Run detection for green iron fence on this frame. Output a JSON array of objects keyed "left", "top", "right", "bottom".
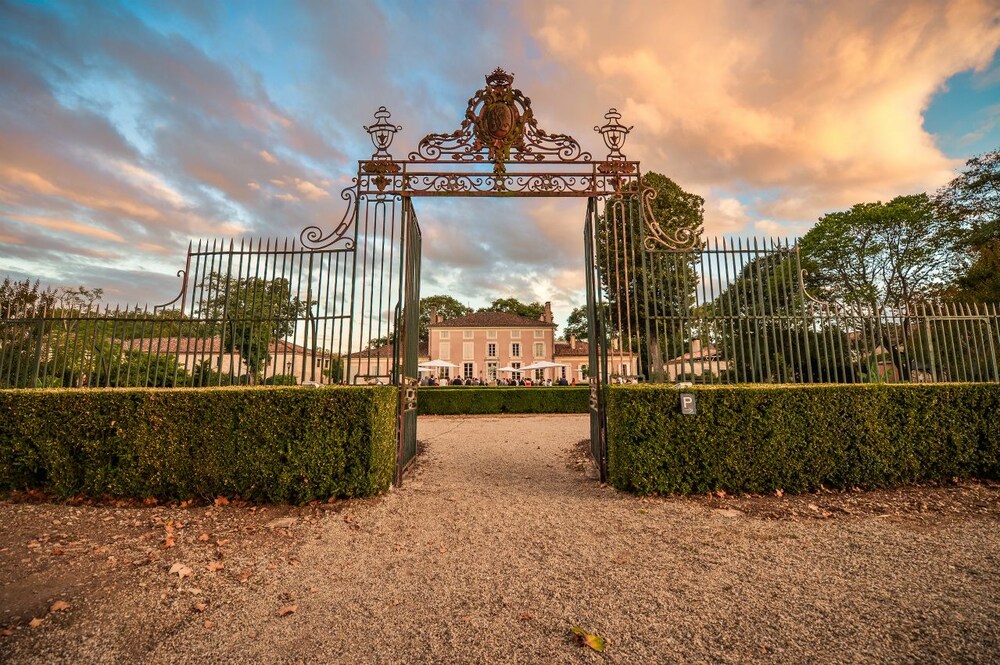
[{"left": 627, "top": 237, "right": 999, "bottom": 384}]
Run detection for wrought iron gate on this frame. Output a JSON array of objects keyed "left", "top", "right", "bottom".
[{"left": 395, "top": 198, "right": 421, "bottom": 483}]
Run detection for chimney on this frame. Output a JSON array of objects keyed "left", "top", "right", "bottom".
[
  {"left": 430, "top": 305, "right": 438, "bottom": 324},
  {"left": 691, "top": 339, "right": 702, "bottom": 356},
  {"left": 569, "top": 334, "right": 577, "bottom": 350},
  {"left": 544, "top": 301, "right": 552, "bottom": 323}
]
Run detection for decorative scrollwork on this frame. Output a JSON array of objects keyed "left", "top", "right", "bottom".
[
  {"left": 154, "top": 268, "right": 188, "bottom": 312},
  {"left": 400, "top": 173, "right": 604, "bottom": 195},
  {"left": 639, "top": 181, "right": 700, "bottom": 251},
  {"left": 299, "top": 185, "right": 357, "bottom": 250},
  {"left": 408, "top": 67, "right": 591, "bottom": 173}
]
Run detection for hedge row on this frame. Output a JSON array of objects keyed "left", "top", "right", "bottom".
[
  {"left": 606, "top": 384, "right": 1000, "bottom": 495},
  {"left": 0, "top": 386, "right": 397, "bottom": 503},
  {"left": 417, "top": 387, "right": 589, "bottom": 415}
]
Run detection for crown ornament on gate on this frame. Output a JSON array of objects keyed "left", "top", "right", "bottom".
[{"left": 409, "top": 66, "right": 591, "bottom": 174}]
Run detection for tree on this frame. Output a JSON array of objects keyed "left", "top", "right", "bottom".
[
  {"left": 420, "top": 295, "right": 471, "bottom": 340},
  {"left": 800, "top": 193, "right": 960, "bottom": 380},
  {"left": 197, "top": 273, "right": 311, "bottom": 382},
  {"left": 477, "top": 297, "right": 545, "bottom": 320},
  {"left": 935, "top": 149, "right": 1000, "bottom": 303},
  {"left": 562, "top": 306, "right": 589, "bottom": 340},
  {"left": 596, "top": 171, "right": 704, "bottom": 379}
]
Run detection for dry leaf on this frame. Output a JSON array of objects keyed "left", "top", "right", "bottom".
[
  {"left": 29, "top": 618, "right": 44, "bottom": 628},
  {"left": 519, "top": 613, "right": 533, "bottom": 621},
  {"left": 278, "top": 605, "right": 297, "bottom": 617},
  {"left": 49, "top": 601, "right": 70, "bottom": 613},
  {"left": 198, "top": 533, "right": 210, "bottom": 542},
  {"left": 775, "top": 489, "right": 784, "bottom": 497},
  {"left": 193, "top": 603, "right": 207, "bottom": 613},
  {"left": 214, "top": 497, "right": 229, "bottom": 506},
  {"left": 143, "top": 497, "right": 158, "bottom": 506},
  {"left": 162, "top": 536, "right": 176, "bottom": 549},
  {"left": 203, "top": 620, "right": 214, "bottom": 629},
  {"left": 438, "top": 547, "right": 448, "bottom": 554},
  {"left": 1, "top": 627, "right": 15, "bottom": 636},
  {"left": 217, "top": 539, "right": 230, "bottom": 546},
  {"left": 168, "top": 563, "right": 193, "bottom": 579},
  {"left": 571, "top": 626, "right": 607, "bottom": 653},
  {"left": 51, "top": 547, "right": 65, "bottom": 556},
  {"left": 207, "top": 561, "right": 224, "bottom": 572}
]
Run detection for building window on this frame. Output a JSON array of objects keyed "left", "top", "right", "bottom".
[
  {"left": 534, "top": 330, "right": 544, "bottom": 338},
  {"left": 487, "top": 330, "right": 497, "bottom": 339},
  {"left": 512, "top": 361, "right": 521, "bottom": 381},
  {"left": 511, "top": 342, "right": 521, "bottom": 358},
  {"left": 440, "top": 368, "right": 450, "bottom": 379},
  {"left": 463, "top": 342, "right": 474, "bottom": 360},
  {"left": 439, "top": 331, "right": 450, "bottom": 339},
  {"left": 463, "top": 362, "right": 474, "bottom": 379},
  {"left": 486, "top": 361, "right": 498, "bottom": 380},
  {"left": 487, "top": 343, "right": 497, "bottom": 358},
  {"left": 510, "top": 330, "right": 520, "bottom": 339},
  {"left": 440, "top": 342, "right": 450, "bottom": 360},
  {"left": 533, "top": 342, "right": 544, "bottom": 357},
  {"left": 535, "top": 368, "right": 544, "bottom": 381},
  {"left": 463, "top": 330, "right": 474, "bottom": 339}
]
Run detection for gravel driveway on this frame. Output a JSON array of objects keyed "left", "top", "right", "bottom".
[{"left": 2, "top": 414, "right": 998, "bottom": 663}]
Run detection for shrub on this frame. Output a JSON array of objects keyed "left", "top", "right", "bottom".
[
  {"left": 417, "top": 387, "right": 589, "bottom": 415},
  {"left": 0, "top": 386, "right": 397, "bottom": 503},
  {"left": 606, "top": 384, "right": 1000, "bottom": 495}
]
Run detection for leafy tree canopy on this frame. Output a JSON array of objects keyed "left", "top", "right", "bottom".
[
  {"left": 197, "top": 273, "right": 311, "bottom": 381},
  {"left": 420, "top": 294, "right": 471, "bottom": 340},
  {"left": 562, "top": 305, "right": 589, "bottom": 340},
  {"left": 800, "top": 193, "right": 960, "bottom": 311},
  {"left": 477, "top": 297, "right": 545, "bottom": 321},
  {"left": 934, "top": 148, "right": 1000, "bottom": 304}
]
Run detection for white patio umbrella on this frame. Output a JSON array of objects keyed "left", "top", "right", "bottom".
[
  {"left": 494, "top": 366, "right": 519, "bottom": 372},
  {"left": 417, "top": 359, "right": 460, "bottom": 368},
  {"left": 519, "top": 360, "right": 568, "bottom": 382}
]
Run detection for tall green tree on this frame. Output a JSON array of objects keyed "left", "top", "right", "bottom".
[
  {"left": 198, "top": 273, "right": 311, "bottom": 382},
  {"left": 935, "top": 148, "right": 1000, "bottom": 303},
  {"left": 420, "top": 295, "right": 472, "bottom": 340},
  {"left": 477, "top": 297, "right": 545, "bottom": 320},
  {"left": 596, "top": 171, "right": 704, "bottom": 379},
  {"left": 561, "top": 305, "right": 589, "bottom": 340},
  {"left": 800, "top": 193, "right": 960, "bottom": 380}
]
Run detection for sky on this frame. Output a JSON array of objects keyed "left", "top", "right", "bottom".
[{"left": 1, "top": 0, "right": 999, "bottom": 330}]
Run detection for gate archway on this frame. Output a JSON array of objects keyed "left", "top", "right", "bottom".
[{"left": 302, "top": 68, "right": 698, "bottom": 485}]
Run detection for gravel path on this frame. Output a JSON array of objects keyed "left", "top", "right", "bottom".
[{"left": 2, "top": 414, "right": 999, "bottom": 663}]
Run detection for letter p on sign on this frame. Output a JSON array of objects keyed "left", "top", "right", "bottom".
[{"left": 680, "top": 393, "right": 697, "bottom": 415}]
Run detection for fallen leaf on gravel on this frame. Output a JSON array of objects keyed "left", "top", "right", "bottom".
[
  {"left": 439, "top": 547, "right": 448, "bottom": 553},
  {"left": 49, "top": 601, "right": 70, "bottom": 613},
  {"left": 193, "top": 603, "right": 207, "bottom": 613},
  {"left": 207, "top": 561, "right": 224, "bottom": 572},
  {"left": 571, "top": 626, "right": 606, "bottom": 652},
  {"left": 168, "top": 563, "right": 193, "bottom": 579},
  {"left": 198, "top": 533, "right": 210, "bottom": 542},
  {"left": 775, "top": 489, "right": 784, "bottom": 497},
  {"left": 162, "top": 535, "right": 176, "bottom": 549},
  {"left": 143, "top": 497, "right": 158, "bottom": 506},
  {"left": 519, "top": 613, "right": 533, "bottom": 621},
  {"left": 214, "top": 497, "right": 229, "bottom": 506},
  {"left": 1, "top": 627, "right": 15, "bottom": 636},
  {"left": 266, "top": 517, "right": 297, "bottom": 529},
  {"left": 239, "top": 569, "right": 253, "bottom": 584},
  {"left": 204, "top": 620, "right": 214, "bottom": 629},
  {"left": 51, "top": 547, "right": 64, "bottom": 556},
  {"left": 217, "top": 539, "right": 230, "bottom": 546},
  {"left": 278, "top": 605, "right": 297, "bottom": 617},
  {"left": 29, "top": 618, "right": 43, "bottom": 628}
]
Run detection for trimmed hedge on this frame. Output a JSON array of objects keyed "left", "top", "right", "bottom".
[
  {"left": 607, "top": 384, "right": 1000, "bottom": 495},
  {"left": 0, "top": 386, "right": 397, "bottom": 503},
  {"left": 417, "top": 387, "right": 589, "bottom": 415}
]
